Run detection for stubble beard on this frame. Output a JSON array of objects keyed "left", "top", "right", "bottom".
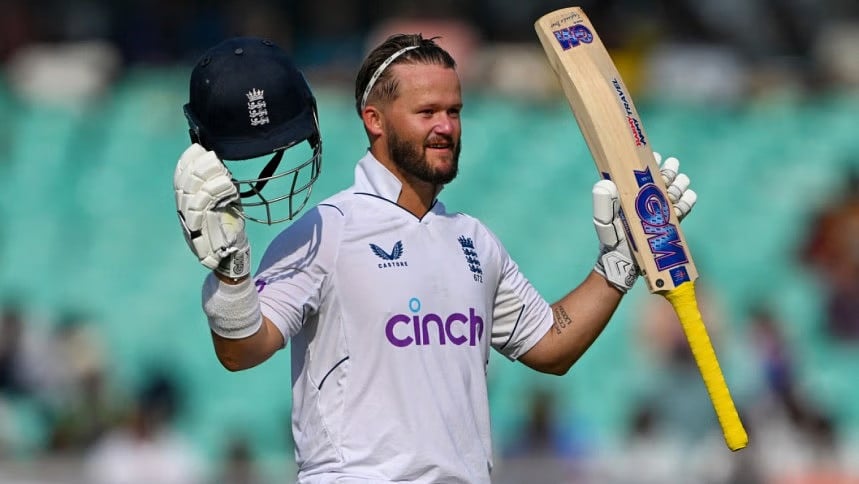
[{"left": 387, "top": 129, "right": 460, "bottom": 185}]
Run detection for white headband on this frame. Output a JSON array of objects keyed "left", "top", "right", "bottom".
[{"left": 360, "top": 45, "right": 420, "bottom": 111}]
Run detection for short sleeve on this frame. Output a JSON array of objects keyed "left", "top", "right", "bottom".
[
  {"left": 486, "top": 231, "right": 554, "bottom": 360},
  {"left": 254, "top": 204, "right": 344, "bottom": 341}
]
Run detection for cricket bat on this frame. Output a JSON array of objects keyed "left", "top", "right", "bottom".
[{"left": 535, "top": 7, "right": 748, "bottom": 451}]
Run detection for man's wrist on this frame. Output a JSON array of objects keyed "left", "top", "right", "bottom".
[
  {"left": 214, "top": 271, "right": 249, "bottom": 285},
  {"left": 214, "top": 246, "right": 251, "bottom": 282},
  {"left": 594, "top": 249, "right": 638, "bottom": 293},
  {"left": 202, "top": 274, "right": 262, "bottom": 339}
]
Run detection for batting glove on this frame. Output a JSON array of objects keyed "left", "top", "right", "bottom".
[
  {"left": 174, "top": 144, "right": 251, "bottom": 279},
  {"left": 653, "top": 152, "right": 697, "bottom": 220},
  {"left": 593, "top": 152, "right": 697, "bottom": 292}
]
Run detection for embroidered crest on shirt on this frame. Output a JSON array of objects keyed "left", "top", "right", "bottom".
[
  {"left": 458, "top": 236, "right": 483, "bottom": 283},
  {"left": 370, "top": 241, "right": 408, "bottom": 268},
  {"left": 246, "top": 88, "right": 270, "bottom": 127}
]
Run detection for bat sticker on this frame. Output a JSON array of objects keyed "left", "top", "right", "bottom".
[
  {"left": 552, "top": 24, "right": 593, "bottom": 50},
  {"left": 634, "top": 168, "right": 689, "bottom": 271},
  {"left": 612, "top": 79, "right": 647, "bottom": 146}
]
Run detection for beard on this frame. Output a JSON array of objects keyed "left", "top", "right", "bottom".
[{"left": 387, "top": 129, "right": 460, "bottom": 185}]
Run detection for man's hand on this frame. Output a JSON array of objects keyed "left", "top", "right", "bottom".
[
  {"left": 174, "top": 144, "right": 250, "bottom": 279},
  {"left": 652, "top": 152, "right": 697, "bottom": 221},
  {"left": 592, "top": 152, "right": 697, "bottom": 293}
]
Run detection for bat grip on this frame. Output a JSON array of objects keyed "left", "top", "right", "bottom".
[{"left": 663, "top": 281, "right": 749, "bottom": 451}]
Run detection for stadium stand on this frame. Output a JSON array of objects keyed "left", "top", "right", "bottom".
[{"left": 0, "top": 72, "right": 857, "bottom": 471}]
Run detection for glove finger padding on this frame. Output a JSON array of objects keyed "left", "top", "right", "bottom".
[
  {"left": 592, "top": 180, "right": 638, "bottom": 293},
  {"left": 174, "top": 143, "right": 207, "bottom": 187},
  {"left": 666, "top": 173, "right": 690, "bottom": 204},
  {"left": 654, "top": 152, "right": 697, "bottom": 221},
  {"left": 674, "top": 188, "right": 697, "bottom": 220},
  {"left": 174, "top": 144, "right": 251, "bottom": 279},
  {"left": 655, "top": 152, "right": 679, "bottom": 187}
]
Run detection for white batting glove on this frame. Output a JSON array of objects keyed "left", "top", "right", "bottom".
[
  {"left": 592, "top": 179, "right": 637, "bottom": 292},
  {"left": 592, "top": 152, "right": 698, "bottom": 292},
  {"left": 174, "top": 144, "right": 251, "bottom": 279},
  {"left": 653, "top": 152, "right": 697, "bottom": 220}
]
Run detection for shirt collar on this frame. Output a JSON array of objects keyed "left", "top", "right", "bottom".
[{"left": 353, "top": 151, "right": 445, "bottom": 203}]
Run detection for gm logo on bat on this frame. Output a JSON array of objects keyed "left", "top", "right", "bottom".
[
  {"left": 552, "top": 24, "right": 593, "bottom": 50},
  {"left": 633, "top": 167, "right": 690, "bottom": 276}
]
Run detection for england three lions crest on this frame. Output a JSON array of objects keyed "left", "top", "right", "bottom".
[
  {"left": 458, "top": 236, "right": 483, "bottom": 283},
  {"left": 246, "top": 88, "right": 270, "bottom": 127}
]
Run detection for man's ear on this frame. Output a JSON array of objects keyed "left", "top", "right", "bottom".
[{"left": 362, "top": 106, "right": 384, "bottom": 137}]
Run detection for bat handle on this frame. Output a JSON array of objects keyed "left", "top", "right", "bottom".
[{"left": 663, "top": 281, "right": 749, "bottom": 451}]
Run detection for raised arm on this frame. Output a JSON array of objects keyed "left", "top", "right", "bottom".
[
  {"left": 207, "top": 275, "right": 284, "bottom": 371},
  {"left": 520, "top": 154, "right": 697, "bottom": 374},
  {"left": 174, "top": 143, "right": 285, "bottom": 371},
  {"left": 519, "top": 272, "right": 623, "bottom": 375}
]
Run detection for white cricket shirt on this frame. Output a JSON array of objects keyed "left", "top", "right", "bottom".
[{"left": 254, "top": 152, "right": 555, "bottom": 483}]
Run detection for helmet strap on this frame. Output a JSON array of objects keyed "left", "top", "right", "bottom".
[{"left": 238, "top": 150, "right": 285, "bottom": 198}]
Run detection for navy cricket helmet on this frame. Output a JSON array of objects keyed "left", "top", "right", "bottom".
[{"left": 184, "top": 36, "right": 322, "bottom": 224}]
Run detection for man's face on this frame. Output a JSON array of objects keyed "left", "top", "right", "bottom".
[{"left": 383, "top": 63, "right": 462, "bottom": 185}]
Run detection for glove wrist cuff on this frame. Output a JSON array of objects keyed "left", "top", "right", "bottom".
[
  {"left": 202, "top": 274, "right": 262, "bottom": 339},
  {"left": 215, "top": 246, "right": 251, "bottom": 280},
  {"left": 595, "top": 249, "right": 637, "bottom": 293}
]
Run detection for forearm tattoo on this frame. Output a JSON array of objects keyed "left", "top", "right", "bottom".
[{"left": 552, "top": 305, "right": 573, "bottom": 335}]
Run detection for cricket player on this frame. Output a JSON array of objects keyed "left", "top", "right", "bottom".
[{"left": 173, "top": 34, "right": 697, "bottom": 483}]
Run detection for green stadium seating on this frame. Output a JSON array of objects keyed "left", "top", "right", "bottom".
[{"left": 1, "top": 72, "right": 857, "bottom": 464}]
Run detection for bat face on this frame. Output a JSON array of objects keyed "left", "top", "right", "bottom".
[
  {"left": 622, "top": 167, "right": 693, "bottom": 288},
  {"left": 535, "top": 7, "right": 697, "bottom": 293}
]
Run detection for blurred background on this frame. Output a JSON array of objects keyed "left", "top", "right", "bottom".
[{"left": 0, "top": 0, "right": 858, "bottom": 482}]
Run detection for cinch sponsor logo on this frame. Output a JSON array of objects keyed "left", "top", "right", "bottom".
[
  {"left": 634, "top": 167, "right": 689, "bottom": 273},
  {"left": 552, "top": 24, "right": 593, "bottom": 50},
  {"left": 385, "top": 298, "right": 484, "bottom": 348},
  {"left": 612, "top": 79, "right": 647, "bottom": 147}
]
